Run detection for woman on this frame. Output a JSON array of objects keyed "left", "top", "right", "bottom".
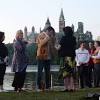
[
  {"left": 58, "top": 26, "right": 76, "bottom": 92},
  {"left": 92, "top": 41, "right": 100, "bottom": 87},
  {"left": 12, "top": 30, "right": 28, "bottom": 92},
  {"left": 0, "top": 31, "right": 8, "bottom": 92},
  {"left": 36, "top": 26, "right": 56, "bottom": 91}
]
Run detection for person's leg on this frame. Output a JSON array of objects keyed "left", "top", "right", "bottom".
[
  {"left": 18, "top": 71, "right": 26, "bottom": 91},
  {"left": 37, "top": 60, "right": 44, "bottom": 89},
  {"left": 64, "top": 76, "right": 69, "bottom": 91},
  {"left": 94, "top": 64, "right": 100, "bottom": 87},
  {"left": 84, "top": 66, "right": 92, "bottom": 88},
  {"left": 0, "top": 64, "right": 6, "bottom": 90},
  {"left": 89, "top": 65, "right": 94, "bottom": 86},
  {"left": 95, "top": 64, "right": 100, "bottom": 87},
  {"left": 87, "top": 65, "right": 92, "bottom": 87},
  {"left": 69, "top": 75, "right": 75, "bottom": 91},
  {"left": 12, "top": 72, "right": 19, "bottom": 91},
  {"left": 44, "top": 60, "right": 51, "bottom": 89},
  {"left": 78, "top": 66, "right": 84, "bottom": 88}
]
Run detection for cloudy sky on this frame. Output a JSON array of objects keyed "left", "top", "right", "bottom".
[{"left": 0, "top": 0, "right": 100, "bottom": 43}]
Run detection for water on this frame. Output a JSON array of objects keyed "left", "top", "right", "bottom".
[{"left": 4, "top": 65, "right": 63, "bottom": 90}]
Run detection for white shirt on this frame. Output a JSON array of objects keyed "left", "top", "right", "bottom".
[{"left": 75, "top": 48, "right": 90, "bottom": 66}]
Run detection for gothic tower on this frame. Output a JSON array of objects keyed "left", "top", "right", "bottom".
[
  {"left": 71, "top": 24, "right": 74, "bottom": 32},
  {"left": 32, "top": 26, "right": 35, "bottom": 33},
  {"left": 77, "top": 22, "right": 84, "bottom": 33},
  {"left": 44, "top": 17, "right": 51, "bottom": 30},
  {"left": 59, "top": 8, "right": 65, "bottom": 33},
  {"left": 24, "top": 26, "right": 28, "bottom": 41}
]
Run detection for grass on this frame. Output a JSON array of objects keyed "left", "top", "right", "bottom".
[{"left": 0, "top": 88, "right": 100, "bottom": 100}]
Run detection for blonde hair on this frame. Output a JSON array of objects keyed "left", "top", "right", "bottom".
[{"left": 16, "top": 30, "right": 23, "bottom": 39}]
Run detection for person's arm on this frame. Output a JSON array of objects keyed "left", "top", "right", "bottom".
[
  {"left": 75, "top": 50, "right": 80, "bottom": 66},
  {"left": 39, "top": 32, "right": 50, "bottom": 47},
  {"left": 4, "top": 46, "right": 9, "bottom": 65},
  {"left": 55, "top": 44, "right": 61, "bottom": 50},
  {"left": 92, "top": 50, "right": 100, "bottom": 59}
]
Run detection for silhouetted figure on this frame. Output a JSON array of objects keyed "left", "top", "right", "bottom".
[
  {"left": 0, "top": 31, "right": 8, "bottom": 92},
  {"left": 58, "top": 26, "right": 76, "bottom": 91}
]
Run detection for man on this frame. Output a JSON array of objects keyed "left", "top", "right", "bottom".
[
  {"left": 36, "top": 26, "right": 55, "bottom": 91},
  {"left": 75, "top": 41, "right": 91, "bottom": 88}
]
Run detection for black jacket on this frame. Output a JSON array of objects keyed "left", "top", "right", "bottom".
[
  {"left": 58, "top": 36, "right": 76, "bottom": 58},
  {"left": 0, "top": 43, "right": 8, "bottom": 59}
]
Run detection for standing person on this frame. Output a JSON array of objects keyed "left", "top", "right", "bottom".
[
  {"left": 0, "top": 31, "right": 8, "bottom": 92},
  {"left": 92, "top": 41, "right": 100, "bottom": 87},
  {"left": 88, "top": 42, "right": 95, "bottom": 87},
  {"left": 36, "top": 26, "right": 56, "bottom": 91},
  {"left": 57, "top": 26, "right": 76, "bottom": 92},
  {"left": 75, "top": 42, "right": 91, "bottom": 88},
  {"left": 12, "top": 30, "right": 28, "bottom": 92}
]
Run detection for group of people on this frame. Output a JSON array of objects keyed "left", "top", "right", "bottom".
[{"left": 0, "top": 26, "right": 100, "bottom": 92}]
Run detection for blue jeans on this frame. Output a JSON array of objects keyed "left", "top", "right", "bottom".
[{"left": 37, "top": 60, "right": 51, "bottom": 89}]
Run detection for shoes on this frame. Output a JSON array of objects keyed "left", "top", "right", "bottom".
[
  {"left": 45, "top": 88, "right": 51, "bottom": 92},
  {"left": 62, "top": 89, "right": 75, "bottom": 92},
  {"left": 0, "top": 89, "right": 8, "bottom": 92},
  {"left": 62, "top": 89, "right": 69, "bottom": 92},
  {"left": 36, "top": 89, "right": 42, "bottom": 92},
  {"left": 68, "top": 89, "right": 75, "bottom": 92}
]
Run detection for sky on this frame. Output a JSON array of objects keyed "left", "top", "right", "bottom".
[{"left": 0, "top": 0, "right": 100, "bottom": 43}]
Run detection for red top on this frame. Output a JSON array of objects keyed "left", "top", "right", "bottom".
[{"left": 88, "top": 48, "right": 95, "bottom": 65}]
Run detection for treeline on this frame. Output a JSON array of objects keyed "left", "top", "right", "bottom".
[{"left": 6, "top": 43, "right": 60, "bottom": 65}]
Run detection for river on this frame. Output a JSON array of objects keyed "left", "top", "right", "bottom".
[{"left": 4, "top": 65, "right": 63, "bottom": 90}]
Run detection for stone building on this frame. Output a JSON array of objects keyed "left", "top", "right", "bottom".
[{"left": 23, "top": 9, "right": 93, "bottom": 43}]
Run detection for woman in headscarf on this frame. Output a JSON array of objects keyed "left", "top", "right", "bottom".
[{"left": 12, "top": 30, "right": 28, "bottom": 92}]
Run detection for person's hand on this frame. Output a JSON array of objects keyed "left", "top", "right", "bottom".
[
  {"left": 79, "top": 62, "right": 83, "bottom": 65},
  {"left": 4, "top": 56, "right": 9, "bottom": 65},
  {"left": 55, "top": 44, "right": 61, "bottom": 50}
]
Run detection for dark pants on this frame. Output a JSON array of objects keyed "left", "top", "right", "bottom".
[
  {"left": 12, "top": 71, "right": 26, "bottom": 90},
  {"left": 78, "top": 65, "right": 92, "bottom": 88},
  {"left": 37, "top": 60, "right": 51, "bottom": 89},
  {"left": 88, "top": 64, "right": 94, "bottom": 87},
  {"left": 0, "top": 64, "right": 6, "bottom": 85},
  {"left": 94, "top": 64, "right": 100, "bottom": 87}
]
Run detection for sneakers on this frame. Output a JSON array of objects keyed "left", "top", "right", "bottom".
[
  {"left": 36, "top": 89, "right": 42, "bottom": 92},
  {"left": 0, "top": 89, "right": 8, "bottom": 92}
]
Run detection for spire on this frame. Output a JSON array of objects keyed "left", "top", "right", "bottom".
[
  {"left": 24, "top": 26, "right": 27, "bottom": 33},
  {"left": 44, "top": 17, "right": 51, "bottom": 31},
  {"left": 59, "top": 8, "right": 65, "bottom": 21},
  {"left": 32, "top": 26, "right": 35, "bottom": 33},
  {"left": 59, "top": 8, "right": 65, "bottom": 33},
  {"left": 24, "top": 26, "right": 28, "bottom": 41},
  {"left": 45, "top": 17, "right": 51, "bottom": 26},
  {"left": 71, "top": 24, "right": 74, "bottom": 32},
  {"left": 40, "top": 27, "right": 42, "bottom": 33}
]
